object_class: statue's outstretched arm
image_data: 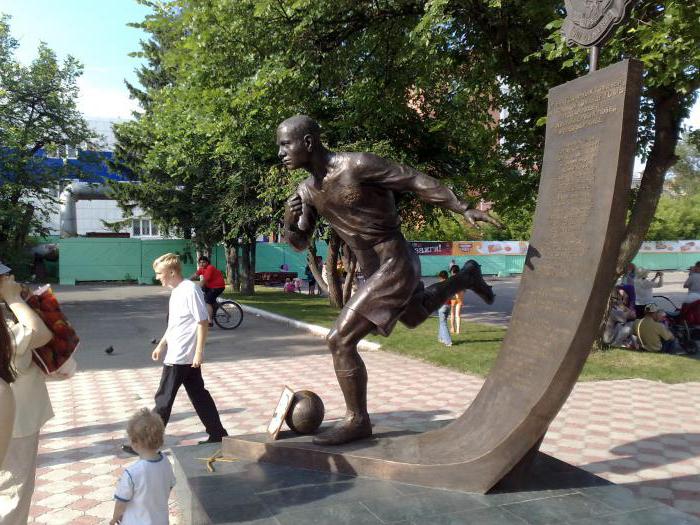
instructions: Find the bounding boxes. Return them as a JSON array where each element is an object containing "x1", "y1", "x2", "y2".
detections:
[{"x1": 358, "y1": 154, "x2": 504, "y2": 230}]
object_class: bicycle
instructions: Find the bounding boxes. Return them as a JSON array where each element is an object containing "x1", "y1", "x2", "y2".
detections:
[{"x1": 212, "y1": 297, "x2": 244, "y2": 330}]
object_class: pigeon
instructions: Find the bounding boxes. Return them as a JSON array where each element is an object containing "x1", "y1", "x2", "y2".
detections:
[{"x1": 105, "y1": 346, "x2": 114, "y2": 354}]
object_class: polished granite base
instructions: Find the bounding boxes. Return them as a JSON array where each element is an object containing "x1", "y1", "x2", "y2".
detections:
[{"x1": 172, "y1": 442, "x2": 700, "y2": 525}]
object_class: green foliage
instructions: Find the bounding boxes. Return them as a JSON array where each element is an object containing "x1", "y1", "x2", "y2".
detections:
[
  {"x1": 646, "y1": 192, "x2": 700, "y2": 240},
  {"x1": 647, "y1": 135, "x2": 700, "y2": 240},
  {"x1": 402, "y1": 209, "x2": 475, "y2": 241},
  {"x1": 0, "y1": 14, "x2": 95, "y2": 266},
  {"x1": 533, "y1": 1, "x2": 700, "y2": 159},
  {"x1": 114, "y1": 0, "x2": 528, "y2": 249},
  {"x1": 111, "y1": 2, "x2": 282, "y2": 249},
  {"x1": 668, "y1": 133, "x2": 700, "y2": 195},
  {"x1": 0, "y1": 242, "x2": 34, "y2": 280},
  {"x1": 115, "y1": 0, "x2": 698, "y2": 259},
  {"x1": 402, "y1": 207, "x2": 530, "y2": 241}
]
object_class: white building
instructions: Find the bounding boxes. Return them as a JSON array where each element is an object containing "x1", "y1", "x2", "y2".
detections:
[{"x1": 40, "y1": 119, "x2": 166, "y2": 239}]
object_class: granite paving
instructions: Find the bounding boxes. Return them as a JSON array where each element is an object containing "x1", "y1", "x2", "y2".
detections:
[{"x1": 20, "y1": 284, "x2": 700, "y2": 523}]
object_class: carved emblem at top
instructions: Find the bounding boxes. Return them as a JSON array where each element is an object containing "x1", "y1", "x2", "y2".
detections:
[{"x1": 562, "y1": 0, "x2": 636, "y2": 47}]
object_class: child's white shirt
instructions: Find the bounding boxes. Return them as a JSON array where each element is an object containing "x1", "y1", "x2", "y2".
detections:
[{"x1": 114, "y1": 452, "x2": 176, "y2": 525}]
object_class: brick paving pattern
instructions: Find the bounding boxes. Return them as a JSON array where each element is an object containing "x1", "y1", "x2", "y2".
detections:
[{"x1": 25, "y1": 349, "x2": 700, "y2": 523}]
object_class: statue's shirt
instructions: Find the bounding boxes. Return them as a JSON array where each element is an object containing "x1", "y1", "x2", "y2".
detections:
[{"x1": 296, "y1": 152, "x2": 463, "y2": 250}]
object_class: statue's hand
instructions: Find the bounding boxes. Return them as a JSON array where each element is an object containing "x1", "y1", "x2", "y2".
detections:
[
  {"x1": 285, "y1": 194, "x2": 303, "y2": 224},
  {"x1": 464, "y1": 209, "x2": 504, "y2": 230},
  {"x1": 286, "y1": 193, "x2": 313, "y2": 232}
]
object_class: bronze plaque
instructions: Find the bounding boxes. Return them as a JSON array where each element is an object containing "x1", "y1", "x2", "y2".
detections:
[
  {"x1": 562, "y1": 0, "x2": 637, "y2": 47},
  {"x1": 224, "y1": 59, "x2": 643, "y2": 492},
  {"x1": 266, "y1": 385, "x2": 295, "y2": 440}
]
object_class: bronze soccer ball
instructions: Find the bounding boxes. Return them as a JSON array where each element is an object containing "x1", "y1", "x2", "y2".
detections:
[{"x1": 285, "y1": 390, "x2": 325, "y2": 434}]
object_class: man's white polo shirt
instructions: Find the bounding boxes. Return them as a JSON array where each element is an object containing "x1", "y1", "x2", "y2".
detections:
[{"x1": 164, "y1": 280, "x2": 208, "y2": 365}]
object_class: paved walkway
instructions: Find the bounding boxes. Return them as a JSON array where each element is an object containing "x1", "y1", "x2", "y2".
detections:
[{"x1": 24, "y1": 285, "x2": 700, "y2": 523}]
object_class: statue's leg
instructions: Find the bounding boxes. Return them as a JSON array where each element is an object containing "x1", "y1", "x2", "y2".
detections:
[
  {"x1": 401, "y1": 260, "x2": 494, "y2": 328},
  {"x1": 313, "y1": 308, "x2": 375, "y2": 446}
]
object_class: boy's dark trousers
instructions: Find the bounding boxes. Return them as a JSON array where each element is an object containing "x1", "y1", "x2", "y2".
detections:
[{"x1": 153, "y1": 364, "x2": 228, "y2": 440}]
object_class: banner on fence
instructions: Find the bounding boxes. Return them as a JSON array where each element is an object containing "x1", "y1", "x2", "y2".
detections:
[
  {"x1": 410, "y1": 241, "x2": 529, "y2": 256},
  {"x1": 638, "y1": 241, "x2": 700, "y2": 253},
  {"x1": 409, "y1": 241, "x2": 453, "y2": 256},
  {"x1": 451, "y1": 241, "x2": 528, "y2": 256}
]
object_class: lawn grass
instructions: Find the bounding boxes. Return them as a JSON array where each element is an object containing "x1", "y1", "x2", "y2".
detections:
[{"x1": 229, "y1": 287, "x2": 700, "y2": 383}]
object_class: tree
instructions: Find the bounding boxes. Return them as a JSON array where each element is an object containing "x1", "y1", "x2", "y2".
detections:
[
  {"x1": 419, "y1": 1, "x2": 699, "y2": 266},
  {"x1": 0, "y1": 14, "x2": 95, "y2": 271},
  {"x1": 646, "y1": 193, "x2": 700, "y2": 240},
  {"x1": 138, "y1": 0, "x2": 515, "y2": 301},
  {"x1": 111, "y1": 2, "x2": 285, "y2": 294},
  {"x1": 110, "y1": 3, "x2": 241, "y2": 288},
  {"x1": 117, "y1": 1, "x2": 698, "y2": 301},
  {"x1": 533, "y1": 1, "x2": 700, "y2": 272},
  {"x1": 109, "y1": 2, "x2": 199, "y2": 244},
  {"x1": 402, "y1": 207, "x2": 531, "y2": 242},
  {"x1": 646, "y1": 134, "x2": 700, "y2": 240},
  {"x1": 667, "y1": 132, "x2": 700, "y2": 196}
]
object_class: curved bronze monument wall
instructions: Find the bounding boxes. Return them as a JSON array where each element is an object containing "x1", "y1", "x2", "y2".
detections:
[{"x1": 223, "y1": 59, "x2": 644, "y2": 492}]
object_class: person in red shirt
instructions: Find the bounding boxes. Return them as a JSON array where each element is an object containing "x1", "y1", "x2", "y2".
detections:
[{"x1": 192, "y1": 256, "x2": 226, "y2": 326}]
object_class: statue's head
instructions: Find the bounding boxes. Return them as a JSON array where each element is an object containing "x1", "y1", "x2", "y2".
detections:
[{"x1": 277, "y1": 115, "x2": 321, "y2": 170}]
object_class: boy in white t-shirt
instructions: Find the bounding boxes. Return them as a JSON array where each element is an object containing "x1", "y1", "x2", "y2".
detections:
[
  {"x1": 124, "y1": 253, "x2": 227, "y2": 455},
  {"x1": 112, "y1": 408, "x2": 176, "y2": 525}
]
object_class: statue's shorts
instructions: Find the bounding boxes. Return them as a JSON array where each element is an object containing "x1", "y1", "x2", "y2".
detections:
[{"x1": 345, "y1": 236, "x2": 422, "y2": 337}]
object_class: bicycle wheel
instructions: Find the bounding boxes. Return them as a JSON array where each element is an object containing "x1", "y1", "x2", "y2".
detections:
[{"x1": 213, "y1": 300, "x2": 243, "y2": 330}]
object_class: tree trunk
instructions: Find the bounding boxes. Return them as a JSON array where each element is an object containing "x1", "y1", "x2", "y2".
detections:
[
  {"x1": 240, "y1": 241, "x2": 254, "y2": 295},
  {"x1": 13, "y1": 203, "x2": 34, "y2": 249},
  {"x1": 250, "y1": 233, "x2": 257, "y2": 291},
  {"x1": 594, "y1": 89, "x2": 688, "y2": 349},
  {"x1": 239, "y1": 228, "x2": 257, "y2": 295},
  {"x1": 306, "y1": 241, "x2": 328, "y2": 295},
  {"x1": 326, "y1": 230, "x2": 344, "y2": 308},
  {"x1": 615, "y1": 90, "x2": 684, "y2": 275},
  {"x1": 194, "y1": 246, "x2": 211, "y2": 264},
  {"x1": 225, "y1": 238, "x2": 241, "y2": 292}
]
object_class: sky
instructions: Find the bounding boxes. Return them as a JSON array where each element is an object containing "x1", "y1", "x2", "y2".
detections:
[
  {"x1": 1, "y1": 0, "x2": 150, "y2": 121},
  {"x1": 1, "y1": 0, "x2": 698, "y2": 135}
]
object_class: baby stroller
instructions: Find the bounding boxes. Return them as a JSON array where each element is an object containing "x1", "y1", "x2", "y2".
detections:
[{"x1": 652, "y1": 295, "x2": 700, "y2": 354}]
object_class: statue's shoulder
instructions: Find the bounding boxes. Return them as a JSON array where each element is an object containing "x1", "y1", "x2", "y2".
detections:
[
  {"x1": 337, "y1": 151, "x2": 388, "y2": 172},
  {"x1": 297, "y1": 177, "x2": 315, "y2": 198},
  {"x1": 297, "y1": 176, "x2": 314, "y2": 189}
]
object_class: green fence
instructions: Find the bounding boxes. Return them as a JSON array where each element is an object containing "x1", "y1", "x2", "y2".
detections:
[
  {"x1": 60, "y1": 238, "x2": 145, "y2": 285},
  {"x1": 417, "y1": 255, "x2": 523, "y2": 277},
  {"x1": 58, "y1": 237, "x2": 697, "y2": 285},
  {"x1": 631, "y1": 252, "x2": 699, "y2": 272},
  {"x1": 211, "y1": 242, "x2": 329, "y2": 279},
  {"x1": 59, "y1": 238, "x2": 199, "y2": 285},
  {"x1": 58, "y1": 239, "x2": 329, "y2": 285}
]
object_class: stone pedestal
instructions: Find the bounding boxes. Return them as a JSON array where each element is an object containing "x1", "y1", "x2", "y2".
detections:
[{"x1": 173, "y1": 440, "x2": 700, "y2": 525}]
